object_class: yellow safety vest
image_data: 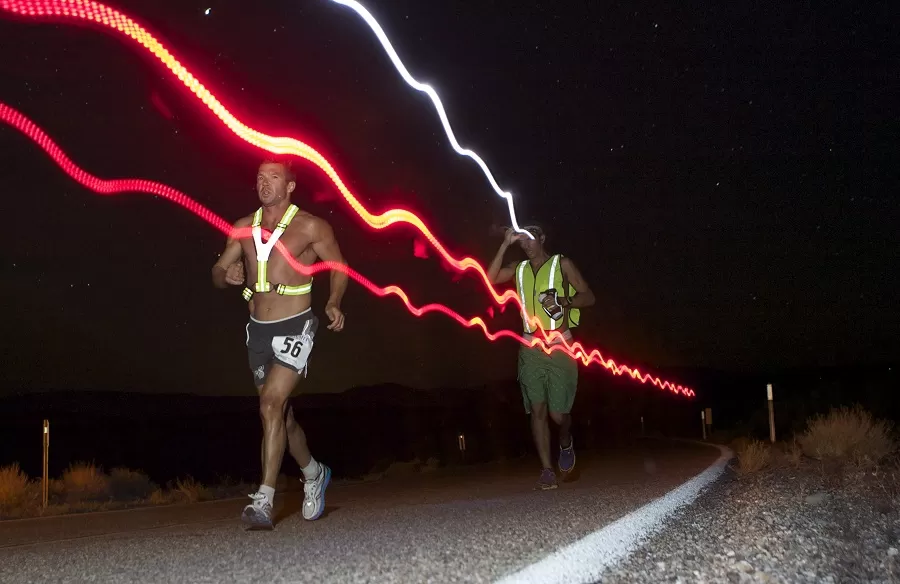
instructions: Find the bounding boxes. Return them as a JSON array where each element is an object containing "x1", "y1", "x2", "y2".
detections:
[
  {"x1": 242, "y1": 204, "x2": 313, "y2": 302},
  {"x1": 515, "y1": 254, "x2": 580, "y2": 334}
]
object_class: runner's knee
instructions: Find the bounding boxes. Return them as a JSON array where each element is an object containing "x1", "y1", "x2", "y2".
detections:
[
  {"x1": 549, "y1": 411, "x2": 566, "y2": 425},
  {"x1": 530, "y1": 402, "x2": 548, "y2": 421},
  {"x1": 259, "y1": 391, "x2": 288, "y2": 421}
]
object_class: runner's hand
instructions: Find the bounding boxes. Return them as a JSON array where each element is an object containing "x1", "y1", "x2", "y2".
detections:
[
  {"x1": 541, "y1": 293, "x2": 560, "y2": 312},
  {"x1": 225, "y1": 261, "x2": 245, "y2": 285},
  {"x1": 504, "y1": 228, "x2": 525, "y2": 247},
  {"x1": 325, "y1": 302, "x2": 345, "y2": 332}
]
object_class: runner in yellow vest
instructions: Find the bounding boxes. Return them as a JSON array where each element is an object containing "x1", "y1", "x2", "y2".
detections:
[
  {"x1": 212, "y1": 157, "x2": 349, "y2": 529},
  {"x1": 487, "y1": 223, "x2": 595, "y2": 490}
]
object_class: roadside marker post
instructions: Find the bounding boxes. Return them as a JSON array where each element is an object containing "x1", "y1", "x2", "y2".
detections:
[{"x1": 42, "y1": 419, "x2": 49, "y2": 508}]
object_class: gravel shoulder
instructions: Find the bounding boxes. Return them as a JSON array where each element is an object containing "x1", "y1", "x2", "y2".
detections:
[{"x1": 602, "y1": 452, "x2": 900, "y2": 584}]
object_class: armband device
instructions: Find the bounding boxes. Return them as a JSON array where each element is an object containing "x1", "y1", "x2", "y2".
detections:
[{"x1": 538, "y1": 288, "x2": 566, "y2": 321}]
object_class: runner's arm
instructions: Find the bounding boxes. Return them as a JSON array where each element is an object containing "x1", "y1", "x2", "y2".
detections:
[
  {"x1": 488, "y1": 228, "x2": 523, "y2": 284},
  {"x1": 488, "y1": 249, "x2": 516, "y2": 285},
  {"x1": 309, "y1": 218, "x2": 348, "y2": 310},
  {"x1": 491, "y1": 262, "x2": 519, "y2": 285},
  {"x1": 559, "y1": 257, "x2": 595, "y2": 308},
  {"x1": 211, "y1": 219, "x2": 249, "y2": 288}
]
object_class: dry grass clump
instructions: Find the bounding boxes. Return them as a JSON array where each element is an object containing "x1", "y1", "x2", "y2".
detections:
[
  {"x1": 0, "y1": 463, "x2": 30, "y2": 515},
  {"x1": 149, "y1": 488, "x2": 176, "y2": 505},
  {"x1": 735, "y1": 440, "x2": 772, "y2": 476},
  {"x1": 108, "y1": 467, "x2": 156, "y2": 501},
  {"x1": 62, "y1": 462, "x2": 110, "y2": 503},
  {"x1": 173, "y1": 476, "x2": 211, "y2": 503},
  {"x1": 799, "y1": 406, "x2": 896, "y2": 468},
  {"x1": 0, "y1": 462, "x2": 231, "y2": 520},
  {"x1": 786, "y1": 437, "x2": 804, "y2": 467}
]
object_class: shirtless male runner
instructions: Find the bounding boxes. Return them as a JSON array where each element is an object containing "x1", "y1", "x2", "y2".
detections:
[{"x1": 212, "y1": 157, "x2": 348, "y2": 529}]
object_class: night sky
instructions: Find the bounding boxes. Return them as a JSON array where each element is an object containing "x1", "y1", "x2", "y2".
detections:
[{"x1": 0, "y1": 1, "x2": 896, "y2": 397}]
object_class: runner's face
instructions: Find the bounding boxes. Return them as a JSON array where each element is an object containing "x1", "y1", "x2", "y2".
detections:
[
  {"x1": 256, "y1": 163, "x2": 294, "y2": 205},
  {"x1": 519, "y1": 227, "x2": 543, "y2": 258}
]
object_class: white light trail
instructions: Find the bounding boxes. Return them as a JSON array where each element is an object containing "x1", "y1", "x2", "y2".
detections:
[{"x1": 326, "y1": 0, "x2": 534, "y2": 240}]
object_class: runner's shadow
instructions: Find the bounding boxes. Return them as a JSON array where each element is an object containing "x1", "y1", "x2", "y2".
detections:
[{"x1": 561, "y1": 465, "x2": 582, "y2": 483}]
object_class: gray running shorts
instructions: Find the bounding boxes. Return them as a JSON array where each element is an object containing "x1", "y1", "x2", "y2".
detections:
[{"x1": 245, "y1": 309, "x2": 318, "y2": 386}]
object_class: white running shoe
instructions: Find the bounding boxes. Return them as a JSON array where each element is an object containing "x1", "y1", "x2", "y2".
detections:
[
  {"x1": 241, "y1": 491, "x2": 274, "y2": 530},
  {"x1": 302, "y1": 463, "x2": 331, "y2": 521}
]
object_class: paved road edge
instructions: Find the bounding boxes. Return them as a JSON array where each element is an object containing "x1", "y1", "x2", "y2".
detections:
[{"x1": 494, "y1": 442, "x2": 734, "y2": 584}]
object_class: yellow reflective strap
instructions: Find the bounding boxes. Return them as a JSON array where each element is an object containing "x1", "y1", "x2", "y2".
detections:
[
  {"x1": 251, "y1": 205, "x2": 302, "y2": 294},
  {"x1": 275, "y1": 279, "x2": 313, "y2": 296},
  {"x1": 516, "y1": 261, "x2": 535, "y2": 333},
  {"x1": 252, "y1": 206, "x2": 266, "y2": 292},
  {"x1": 256, "y1": 260, "x2": 269, "y2": 292},
  {"x1": 278, "y1": 204, "x2": 300, "y2": 229},
  {"x1": 242, "y1": 288, "x2": 253, "y2": 301},
  {"x1": 547, "y1": 255, "x2": 561, "y2": 331}
]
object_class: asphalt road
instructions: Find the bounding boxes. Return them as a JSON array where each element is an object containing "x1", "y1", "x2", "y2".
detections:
[{"x1": 0, "y1": 439, "x2": 720, "y2": 583}]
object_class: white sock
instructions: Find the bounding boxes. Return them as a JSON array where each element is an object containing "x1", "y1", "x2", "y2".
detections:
[
  {"x1": 301, "y1": 457, "x2": 320, "y2": 481},
  {"x1": 258, "y1": 484, "x2": 275, "y2": 505}
]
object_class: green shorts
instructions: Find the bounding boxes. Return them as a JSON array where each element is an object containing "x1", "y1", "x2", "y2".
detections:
[{"x1": 517, "y1": 344, "x2": 578, "y2": 414}]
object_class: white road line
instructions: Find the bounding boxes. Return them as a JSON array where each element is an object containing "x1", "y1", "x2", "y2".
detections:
[{"x1": 494, "y1": 444, "x2": 733, "y2": 584}]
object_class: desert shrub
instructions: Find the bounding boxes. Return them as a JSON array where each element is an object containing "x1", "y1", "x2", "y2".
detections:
[
  {"x1": 786, "y1": 437, "x2": 804, "y2": 467},
  {"x1": 48, "y1": 478, "x2": 66, "y2": 504},
  {"x1": 799, "y1": 406, "x2": 896, "y2": 468},
  {"x1": 108, "y1": 467, "x2": 156, "y2": 501},
  {"x1": 62, "y1": 462, "x2": 109, "y2": 503},
  {"x1": 0, "y1": 463, "x2": 30, "y2": 515},
  {"x1": 149, "y1": 488, "x2": 175, "y2": 505},
  {"x1": 173, "y1": 476, "x2": 211, "y2": 503},
  {"x1": 729, "y1": 436, "x2": 750, "y2": 455},
  {"x1": 736, "y1": 440, "x2": 771, "y2": 476}
]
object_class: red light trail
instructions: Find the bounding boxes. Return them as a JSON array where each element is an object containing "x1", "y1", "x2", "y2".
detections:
[
  {"x1": 0, "y1": 0, "x2": 521, "y2": 306},
  {"x1": 0, "y1": 0, "x2": 692, "y2": 385},
  {"x1": 0, "y1": 102, "x2": 695, "y2": 397}
]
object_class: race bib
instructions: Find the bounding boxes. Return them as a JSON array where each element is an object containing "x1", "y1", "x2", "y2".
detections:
[{"x1": 272, "y1": 333, "x2": 314, "y2": 374}]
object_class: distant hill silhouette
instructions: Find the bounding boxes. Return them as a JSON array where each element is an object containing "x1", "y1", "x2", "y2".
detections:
[{"x1": 1, "y1": 362, "x2": 895, "y2": 485}]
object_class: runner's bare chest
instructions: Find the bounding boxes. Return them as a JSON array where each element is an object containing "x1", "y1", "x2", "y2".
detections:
[{"x1": 239, "y1": 210, "x2": 316, "y2": 288}]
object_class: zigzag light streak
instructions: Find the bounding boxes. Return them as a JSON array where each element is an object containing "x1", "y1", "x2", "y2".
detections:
[
  {"x1": 0, "y1": 1, "x2": 694, "y2": 396},
  {"x1": 0, "y1": 0, "x2": 524, "y2": 308},
  {"x1": 0, "y1": 101, "x2": 694, "y2": 397},
  {"x1": 325, "y1": 0, "x2": 534, "y2": 240},
  {"x1": 0, "y1": 0, "x2": 640, "y2": 363}
]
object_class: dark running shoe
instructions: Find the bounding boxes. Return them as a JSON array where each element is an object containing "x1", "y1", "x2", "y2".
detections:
[
  {"x1": 558, "y1": 438, "x2": 576, "y2": 473},
  {"x1": 536, "y1": 468, "x2": 558, "y2": 490}
]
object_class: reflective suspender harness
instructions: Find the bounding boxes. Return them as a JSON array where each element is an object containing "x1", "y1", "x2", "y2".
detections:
[{"x1": 241, "y1": 204, "x2": 313, "y2": 301}]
